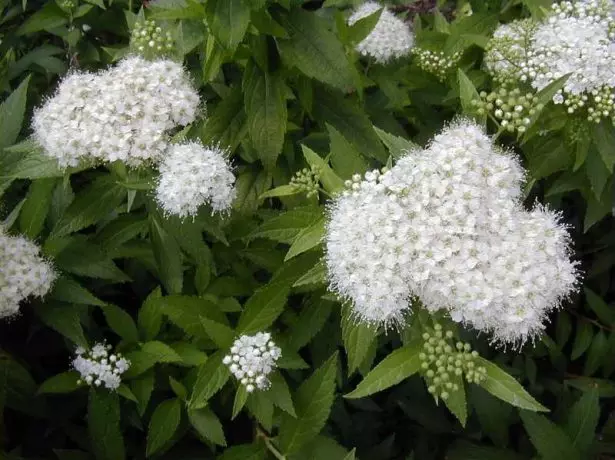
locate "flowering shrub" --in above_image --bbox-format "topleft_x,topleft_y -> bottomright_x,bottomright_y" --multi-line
1,0 -> 614,459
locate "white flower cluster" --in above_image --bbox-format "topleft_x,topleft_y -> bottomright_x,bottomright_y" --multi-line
348,1 -> 414,64
155,141 -> 236,217
32,56 -> 200,167
325,120 -> 579,344
485,0 -> 615,122
0,229 -> 56,319
223,332 -> 281,393
73,343 -> 130,391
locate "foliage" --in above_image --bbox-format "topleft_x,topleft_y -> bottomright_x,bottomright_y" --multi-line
1,0 -> 615,459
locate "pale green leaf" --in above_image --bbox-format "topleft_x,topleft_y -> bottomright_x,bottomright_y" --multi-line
341,309 -> 378,374
302,145 -> 345,194
0,75 -> 31,149
285,217 -> 324,261
38,371 -> 82,394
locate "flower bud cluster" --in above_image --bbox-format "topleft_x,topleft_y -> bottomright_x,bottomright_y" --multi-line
472,88 -> 542,134
290,166 -> 321,199
73,343 -> 130,391
0,230 -> 56,319
325,120 -> 579,344
223,332 -> 281,393
348,1 -> 414,64
32,56 -> 200,168
485,1 -> 615,123
130,19 -> 174,57
155,141 -> 236,217
415,49 -> 461,82
419,324 -> 486,401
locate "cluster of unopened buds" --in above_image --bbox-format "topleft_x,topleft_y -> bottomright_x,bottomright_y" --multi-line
73,343 -> 130,391
290,166 -> 321,198
415,49 -> 461,82
419,324 -> 486,402
472,88 -> 542,134
223,333 -> 282,393
343,168 -> 388,196
131,19 -> 173,56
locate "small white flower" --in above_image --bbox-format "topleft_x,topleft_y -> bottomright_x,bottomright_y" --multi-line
72,342 -> 130,391
224,333 -> 281,391
0,229 -> 56,319
155,141 -> 236,218
348,1 -> 414,64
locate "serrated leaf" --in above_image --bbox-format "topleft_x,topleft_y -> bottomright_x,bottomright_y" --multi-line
268,372 -> 296,417
131,371 -> 154,416
302,145 -> 345,194
243,61 -> 287,170
341,309 -> 378,374
592,121 -> 615,171
141,341 -> 183,363
328,125 -> 368,178
443,375 -> 467,427
189,352 -> 230,409
38,371 -> 82,394
260,184 -> 300,199
285,217 -> 324,261
206,0 -> 250,52
346,7 -> 381,44
275,9 -> 356,91
149,211 -> 183,294
373,126 -> 417,159
156,295 -> 226,339
457,68 -> 480,115
584,288 -> 615,326
199,316 -> 235,349
293,261 -> 326,288
236,282 -> 289,335
146,398 -> 181,457
476,358 -> 548,412
102,304 -> 139,343
246,391 -> 274,431
289,298 -> 333,349
583,330 -> 607,376
232,386 -> 248,419
189,406 -> 226,446
345,344 -> 422,399
217,444 -> 267,460
571,321 -> 594,360
52,176 -> 126,237
520,411 -> 581,460
138,287 -> 163,341
0,75 -> 30,149
278,353 -> 338,454
18,177 -> 55,238
50,277 -> 105,306
35,303 -> 87,348
17,1 -> 68,35
565,387 -> 599,455
249,207 -> 322,244
88,390 -> 125,460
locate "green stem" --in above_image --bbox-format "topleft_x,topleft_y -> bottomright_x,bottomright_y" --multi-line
264,438 -> 286,460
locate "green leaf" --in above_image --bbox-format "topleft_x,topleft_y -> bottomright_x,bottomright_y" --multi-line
200,89 -> 247,153
146,398 -> 182,457
102,304 -> 139,343
293,261 -> 326,288
313,86 -> 387,162
189,352 -> 230,408
199,316 -> 235,349
243,62 -> 287,170
249,207 -> 322,243
443,375 -> 467,427
206,0 -> 250,52
18,178 -> 56,238
520,411 -> 581,460
275,8 -> 357,91
469,386 -> 512,446
189,406 -> 226,446
52,175 -> 126,237
141,341 -> 183,363
0,75 -> 30,149
246,391 -> 274,431
289,298 -> 333,349
584,288 -> 615,326
138,287 -> 163,341
457,68 -> 480,116
232,386 -> 249,419
156,295 -> 226,339
341,309 -> 378,374
328,125 -> 368,178
302,145 -> 345,194
571,321 -> 594,360
592,121 -> 615,171
150,212 -> 183,294
268,372 -> 296,417
278,352 -> 338,454
131,371 -> 155,416
373,126 -> 417,159
583,330 -> 607,376
50,277 -> 105,306
346,7 -> 382,44
285,217 -> 324,261
38,371 -> 81,394
345,344 -> 422,399
35,303 -> 87,348
565,387 -> 599,455
476,357 -> 548,412
88,390 -> 125,460
218,444 -> 267,460
236,282 -> 289,335
343,448 -> 357,460
17,1 -> 68,35
260,184 -> 301,199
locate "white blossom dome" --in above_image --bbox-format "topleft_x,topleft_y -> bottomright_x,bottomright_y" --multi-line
223,332 -> 281,392
325,120 -> 578,344
32,56 -> 200,168
0,229 -> 56,319
348,1 -> 414,64
73,343 -> 130,390
154,141 -> 236,217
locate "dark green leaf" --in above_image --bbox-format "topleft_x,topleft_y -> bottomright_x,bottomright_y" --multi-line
0,75 -> 31,149
188,406 -> 226,446
520,411 -> 580,460
146,398 -> 181,457
88,390 -> 125,460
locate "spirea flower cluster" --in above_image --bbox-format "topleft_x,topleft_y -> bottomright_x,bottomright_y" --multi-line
290,165 -> 321,199
73,343 -> 130,391
348,1 -> 414,64
485,0 -> 615,123
419,324 -> 486,402
325,120 -> 579,344
415,49 -> 461,82
0,230 -> 56,319
472,87 -> 543,134
130,19 -> 174,57
155,141 -> 236,217
32,56 -> 200,167
223,333 -> 281,393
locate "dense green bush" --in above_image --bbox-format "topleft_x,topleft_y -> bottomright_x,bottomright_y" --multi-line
1,0 -> 615,459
